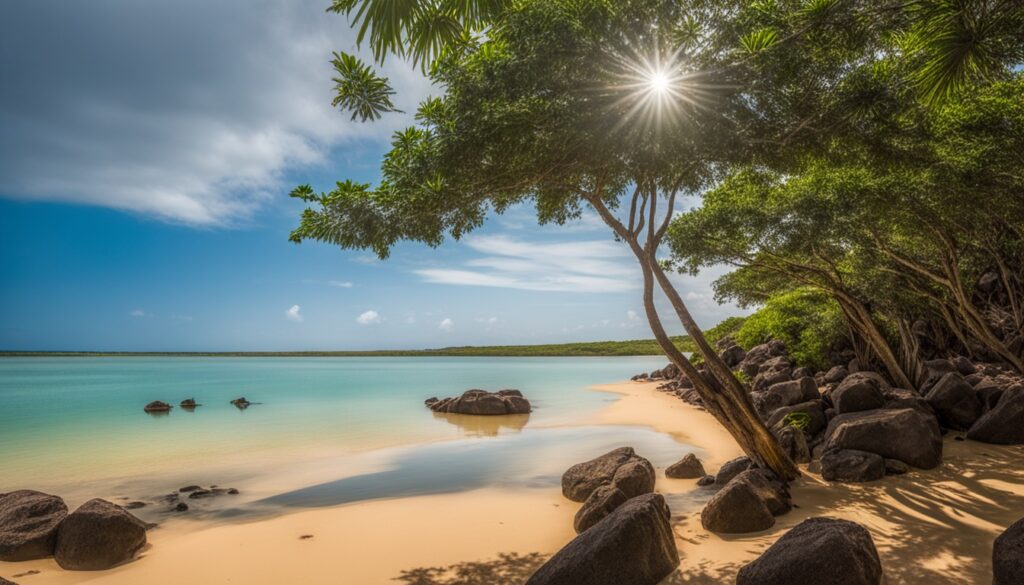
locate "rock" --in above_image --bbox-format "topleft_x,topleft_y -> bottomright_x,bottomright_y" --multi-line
665,453 -> 705,479
732,469 -> 791,516
831,375 -> 885,414
173,502 -> 188,512
573,485 -> 628,533
230,397 -> 251,409
926,372 -> 983,430
994,516 -> 1024,585
824,365 -> 848,384
775,425 -> 810,464
951,356 -> 976,376
525,493 -> 678,585
0,490 -> 68,561
123,502 -> 146,510
425,389 -> 532,415
188,488 -> 229,499
715,456 -> 753,486
825,408 -> 942,469
697,475 -> 715,487
736,517 -> 882,585
921,359 -> 957,393
424,397 -> 438,406
227,488 -> 239,495
884,459 -> 910,475
561,447 -> 651,502
55,499 -> 147,570
610,459 -> 656,499
821,449 -> 885,482
759,377 -> 819,414
179,398 -> 198,408
178,485 -> 202,493
0,577 -> 17,585
143,400 -> 171,413
721,345 -> 746,368
882,388 -> 934,416
974,378 -> 1006,410
968,388 -> 1024,444
701,476 -> 775,534
766,401 -> 827,437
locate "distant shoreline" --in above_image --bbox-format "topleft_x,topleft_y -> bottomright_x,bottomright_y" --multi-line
0,337 -> 692,358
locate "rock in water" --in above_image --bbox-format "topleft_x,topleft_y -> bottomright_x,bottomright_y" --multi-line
665,453 -> 705,479
526,493 -> 678,585
994,517 -> 1024,585
142,400 -> 172,413
824,408 -> 942,469
821,449 -> 885,483
0,490 -> 68,561
425,389 -> 532,415
55,499 -> 147,570
737,517 -> 882,585
561,447 -> 654,502
573,485 -> 628,534
968,388 -> 1024,445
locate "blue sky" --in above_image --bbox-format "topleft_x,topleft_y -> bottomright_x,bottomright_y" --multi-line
0,0 -> 745,351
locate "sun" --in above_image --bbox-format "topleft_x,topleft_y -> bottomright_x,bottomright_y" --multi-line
648,70 -> 670,94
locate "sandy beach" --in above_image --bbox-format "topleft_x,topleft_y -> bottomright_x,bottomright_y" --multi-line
4,381 -> 1023,585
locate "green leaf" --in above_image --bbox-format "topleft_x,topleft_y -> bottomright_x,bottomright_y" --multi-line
741,27 -> 779,54
330,51 -> 400,122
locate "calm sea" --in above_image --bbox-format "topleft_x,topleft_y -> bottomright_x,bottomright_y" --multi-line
0,356 -> 691,515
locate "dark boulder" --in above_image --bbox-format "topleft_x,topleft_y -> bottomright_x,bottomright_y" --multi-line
732,469 -> 791,517
736,517 -> 882,585
721,345 -> 746,368
610,459 -> 656,499
758,378 -> 819,415
665,453 -> 705,479
179,398 -> 198,408
766,401 -> 827,437
831,375 -> 885,414
994,516 -> 1024,585
974,378 -> 1006,410
921,359 -> 957,393
775,425 -> 810,464
968,388 -> 1024,444
0,490 -> 68,561
824,365 -> 849,384
526,493 -> 678,585
143,400 -> 171,413
561,447 -> 652,502
179,485 -> 201,493
821,449 -> 885,483
697,475 -> 715,487
925,372 -> 983,430
426,389 -> 532,415
715,456 -> 753,486
825,408 -> 942,469
573,485 -> 628,534
701,475 -> 776,534
0,577 -> 17,585
230,397 -> 251,409
884,459 -> 910,475
55,499 -> 147,570
951,356 -> 976,376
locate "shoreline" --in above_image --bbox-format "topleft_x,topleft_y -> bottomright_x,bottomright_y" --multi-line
4,381 -> 1023,584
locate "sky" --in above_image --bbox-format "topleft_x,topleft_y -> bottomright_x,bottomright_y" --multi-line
0,0 -> 746,351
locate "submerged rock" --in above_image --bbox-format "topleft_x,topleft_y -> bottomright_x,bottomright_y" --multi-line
526,493 -> 678,585
561,447 -> 654,502
143,400 -> 172,413
425,389 -> 531,415
55,499 -> 147,570
737,517 -> 882,585
179,398 -> 198,408
0,490 -> 68,561
665,453 -> 705,479
230,397 -> 251,409
994,516 -> 1024,585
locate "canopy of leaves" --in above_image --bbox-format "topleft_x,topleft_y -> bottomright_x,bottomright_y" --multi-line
735,288 -> 846,370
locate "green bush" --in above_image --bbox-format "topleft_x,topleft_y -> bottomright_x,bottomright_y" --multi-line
736,289 -> 845,370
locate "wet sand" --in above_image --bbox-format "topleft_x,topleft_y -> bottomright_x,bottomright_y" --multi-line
4,381 -> 1023,585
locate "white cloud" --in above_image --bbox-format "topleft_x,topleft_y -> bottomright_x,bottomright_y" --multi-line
0,1 -> 434,226
438,318 -> 454,332
475,316 -> 499,325
285,305 -> 303,322
405,315 -> 417,324
130,309 -> 147,318
627,309 -> 640,322
414,235 -> 637,293
329,280 -> 354,288
356,310 -> 381,325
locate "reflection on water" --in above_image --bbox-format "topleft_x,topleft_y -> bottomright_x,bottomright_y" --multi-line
262,425 -> 698,509
432,412 -> 530,437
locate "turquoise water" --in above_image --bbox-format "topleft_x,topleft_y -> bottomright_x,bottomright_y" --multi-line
0,357 -> 676,506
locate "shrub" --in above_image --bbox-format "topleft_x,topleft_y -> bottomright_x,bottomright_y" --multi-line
736,289 -> 845,370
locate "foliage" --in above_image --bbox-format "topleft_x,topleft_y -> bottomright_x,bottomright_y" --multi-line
782,411 -> 811,431
735,289 -> 845,370
330,52 -> 399,121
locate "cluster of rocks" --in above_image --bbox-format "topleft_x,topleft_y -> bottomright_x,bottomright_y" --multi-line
0,490 -> 147,571
156,484 -> 241,513
425,389 -> 531,415
636,338 -> 1024,485
525,447 -> 677,585
144,397 -> 256,413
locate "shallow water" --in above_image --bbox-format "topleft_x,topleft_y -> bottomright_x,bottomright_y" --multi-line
0,356 -> 675,507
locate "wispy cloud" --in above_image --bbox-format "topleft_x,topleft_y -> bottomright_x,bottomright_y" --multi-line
329,280 -> 354,288
438,318 -> 454,332
130,309 -> 148,318
285,305 -> 303,322
414,235 -> 636,293
356,310 -> 381,325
